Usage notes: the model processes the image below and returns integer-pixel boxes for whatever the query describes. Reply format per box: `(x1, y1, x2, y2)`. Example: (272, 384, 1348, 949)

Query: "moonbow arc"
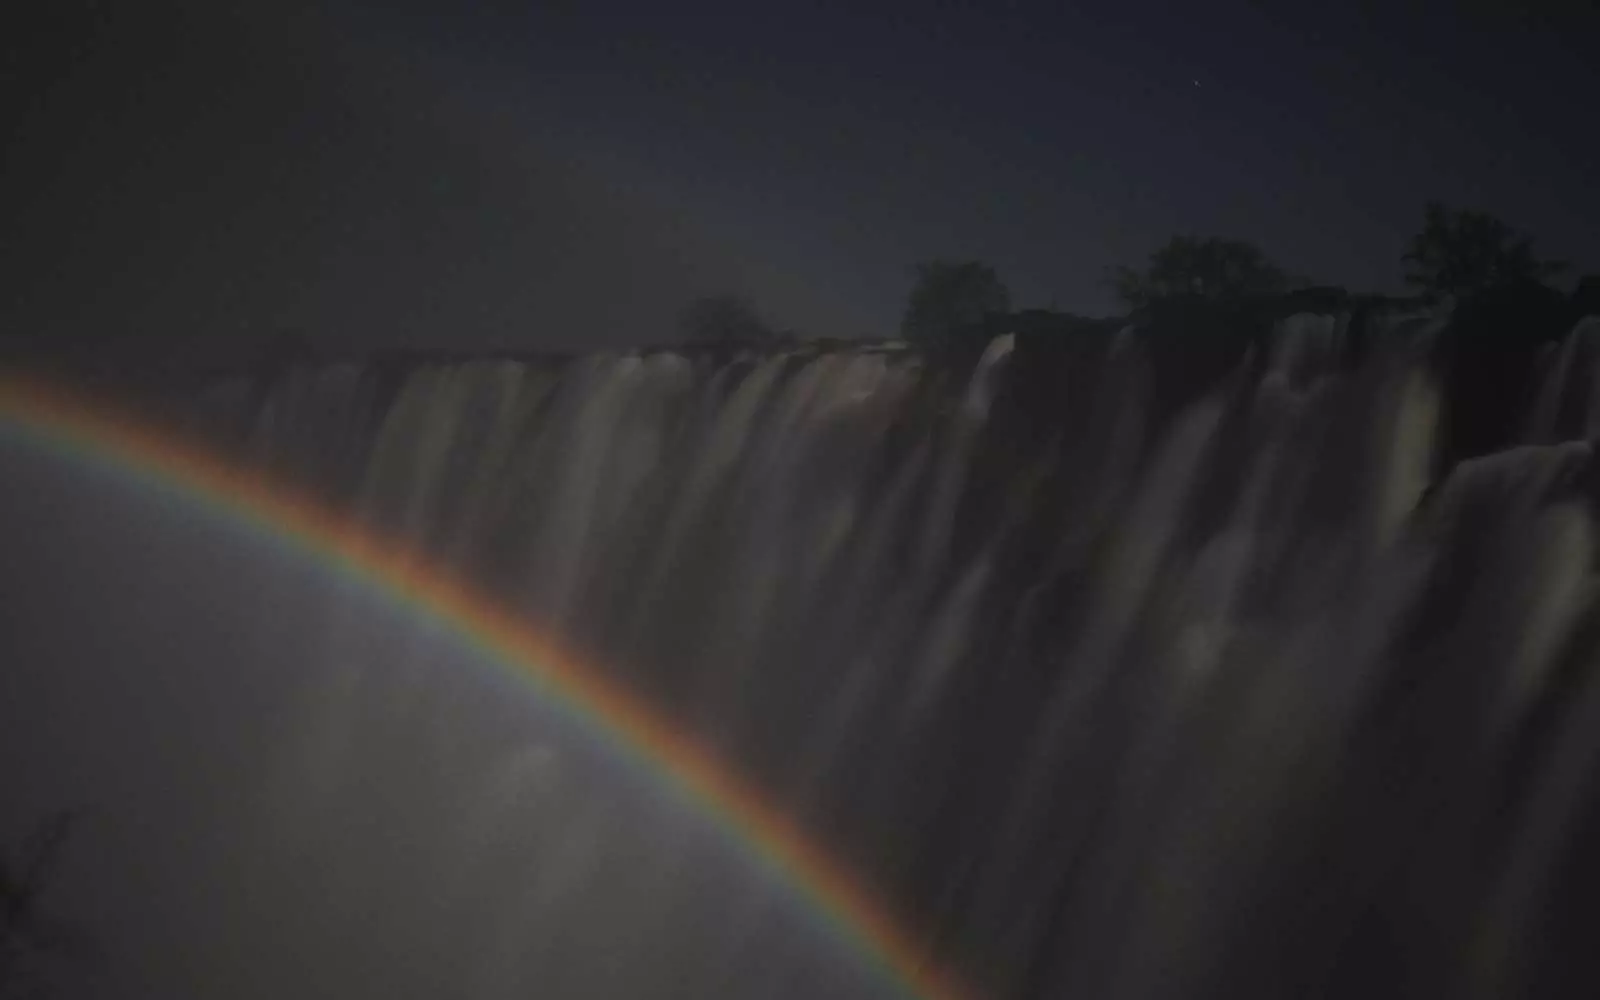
(0, 375, 976, 1000)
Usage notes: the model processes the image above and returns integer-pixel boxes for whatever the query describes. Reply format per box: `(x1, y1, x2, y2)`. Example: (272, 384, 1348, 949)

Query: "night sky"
(5, 0, 1598, 355)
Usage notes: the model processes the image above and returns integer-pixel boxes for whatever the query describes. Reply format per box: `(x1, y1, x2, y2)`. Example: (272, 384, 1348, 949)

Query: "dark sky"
(4, 0, 1597, 354)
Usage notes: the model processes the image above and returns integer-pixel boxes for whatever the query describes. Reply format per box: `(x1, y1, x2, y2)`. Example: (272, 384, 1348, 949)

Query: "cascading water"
(8, 309, 1600, 999)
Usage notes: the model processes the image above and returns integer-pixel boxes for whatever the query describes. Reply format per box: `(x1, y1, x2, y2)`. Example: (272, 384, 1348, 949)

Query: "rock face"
(12, 293, 1600, 999)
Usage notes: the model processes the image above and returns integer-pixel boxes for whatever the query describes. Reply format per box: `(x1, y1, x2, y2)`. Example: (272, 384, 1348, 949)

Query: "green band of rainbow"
(0, 374, 973, 1000)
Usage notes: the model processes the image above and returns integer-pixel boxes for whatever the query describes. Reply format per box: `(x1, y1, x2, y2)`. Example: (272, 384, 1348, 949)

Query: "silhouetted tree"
(900, 260, 1011, 343)
(1108, 236, 1295, 310)
(257, 330, 316, 374)
(1, 811, 98, 998)
(676, 295, 778, 346)
(1402, 202, 1565, 299)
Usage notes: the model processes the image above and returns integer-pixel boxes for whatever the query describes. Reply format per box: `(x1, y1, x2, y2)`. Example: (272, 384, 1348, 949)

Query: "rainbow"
(0, 373, 974, 1000)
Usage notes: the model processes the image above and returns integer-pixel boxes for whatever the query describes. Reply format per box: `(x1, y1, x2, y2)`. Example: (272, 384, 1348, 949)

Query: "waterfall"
(100, 312, 1600, 997)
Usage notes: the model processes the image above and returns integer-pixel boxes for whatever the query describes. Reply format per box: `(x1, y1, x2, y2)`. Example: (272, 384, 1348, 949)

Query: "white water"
(16, 312, 1600, 998)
